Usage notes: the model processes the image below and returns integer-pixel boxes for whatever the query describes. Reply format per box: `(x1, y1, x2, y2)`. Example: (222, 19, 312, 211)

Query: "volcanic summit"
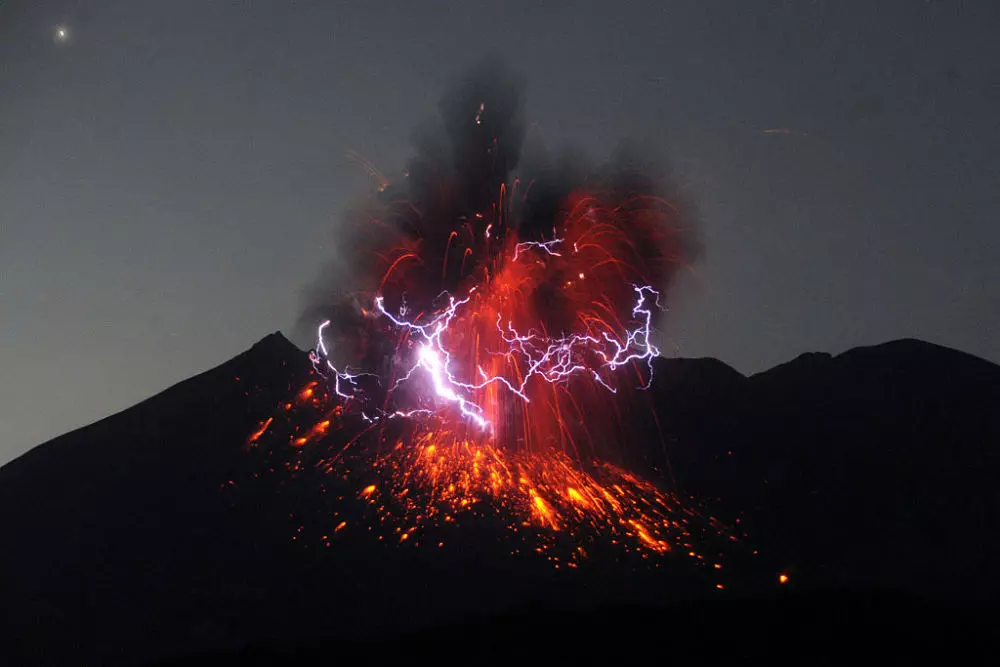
(1, 333, 998, 664)
(4, 60, 999, 665)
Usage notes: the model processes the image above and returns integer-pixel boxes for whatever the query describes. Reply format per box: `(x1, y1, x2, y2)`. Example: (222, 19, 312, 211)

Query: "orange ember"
(244, 84, 729, 584)
(320, 427, 731, 565)
(248, 417, 273, 445)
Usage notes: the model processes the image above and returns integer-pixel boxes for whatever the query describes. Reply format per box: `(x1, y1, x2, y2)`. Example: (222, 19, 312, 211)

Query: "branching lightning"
(244, 68, 734, 578)
(312, 251, 664, 429)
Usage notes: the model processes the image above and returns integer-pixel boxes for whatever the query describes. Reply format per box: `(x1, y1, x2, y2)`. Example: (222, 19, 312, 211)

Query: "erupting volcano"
(242, 62, 740, 576)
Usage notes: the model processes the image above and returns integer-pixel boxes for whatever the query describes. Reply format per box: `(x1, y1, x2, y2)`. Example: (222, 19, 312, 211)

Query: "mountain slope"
(0, 333, 313, 664)
(646, 339, 1000, 598)
(2, 335, 998, 665)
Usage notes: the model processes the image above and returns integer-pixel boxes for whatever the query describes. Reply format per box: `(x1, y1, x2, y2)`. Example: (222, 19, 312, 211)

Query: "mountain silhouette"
(645, 340, 1000, 599)
(2, 334, 997, 664)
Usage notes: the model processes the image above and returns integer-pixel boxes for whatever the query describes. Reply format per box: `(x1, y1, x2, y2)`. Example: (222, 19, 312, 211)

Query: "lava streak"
(250, 397, 735, 572)
(358, 429, 716, 564)
(256, 64, 722, 575)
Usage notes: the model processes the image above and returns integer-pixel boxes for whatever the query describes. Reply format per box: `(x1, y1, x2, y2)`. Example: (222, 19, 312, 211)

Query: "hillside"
(2, 334, 998, 664)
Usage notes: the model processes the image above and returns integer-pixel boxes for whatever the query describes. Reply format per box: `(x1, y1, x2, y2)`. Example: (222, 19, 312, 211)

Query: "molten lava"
(250, 392, 736, 575)
(245, 66, 742, 587)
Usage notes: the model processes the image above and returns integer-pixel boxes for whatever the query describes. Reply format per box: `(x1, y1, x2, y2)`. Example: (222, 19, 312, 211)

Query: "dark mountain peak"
(836, 337, 1000, 378)
(650, 356, 746, 403)
(2, 336, 998, 665)
(748, 338, 1000, 393)
(851, 336, 966, 355)
(749, 350, 834, 383)
(0, 331, 310, 479)
(248, 330, 303, 360)
(655, 355, 745, 381)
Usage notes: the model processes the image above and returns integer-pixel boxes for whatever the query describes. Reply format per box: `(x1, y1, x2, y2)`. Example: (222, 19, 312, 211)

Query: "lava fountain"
(247, 63, 739, 580)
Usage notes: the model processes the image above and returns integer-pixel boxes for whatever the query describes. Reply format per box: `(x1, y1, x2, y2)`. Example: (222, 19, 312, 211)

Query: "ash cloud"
(296, 59, 702, 362)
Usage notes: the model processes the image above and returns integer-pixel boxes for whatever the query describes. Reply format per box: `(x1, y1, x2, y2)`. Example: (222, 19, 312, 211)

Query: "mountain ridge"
(12, 332, 991, 473)
(2, 332, 998, 665)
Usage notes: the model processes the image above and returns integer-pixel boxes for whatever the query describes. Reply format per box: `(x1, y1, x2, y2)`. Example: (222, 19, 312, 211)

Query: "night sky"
(2, 0, 998, 464)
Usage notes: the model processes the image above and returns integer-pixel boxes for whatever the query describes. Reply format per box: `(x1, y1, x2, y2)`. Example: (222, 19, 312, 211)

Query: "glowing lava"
(242, 69, 738, 584)
(249, 397, 735, 572)
(246, 169, 718, 569)
(367, 431, 718, 563)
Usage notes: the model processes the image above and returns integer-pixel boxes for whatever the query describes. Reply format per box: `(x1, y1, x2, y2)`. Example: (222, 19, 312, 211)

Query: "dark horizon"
(3, 311, 998, 665)
(3, 0, 999, 464)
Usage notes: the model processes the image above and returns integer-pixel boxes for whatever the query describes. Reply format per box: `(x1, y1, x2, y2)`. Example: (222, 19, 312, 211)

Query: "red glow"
(248, 417, 273, 445)
(243, 114, 738, 587)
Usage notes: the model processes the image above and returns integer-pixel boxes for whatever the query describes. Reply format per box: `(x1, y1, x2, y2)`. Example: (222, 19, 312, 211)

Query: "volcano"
(1, 334, 998, 664)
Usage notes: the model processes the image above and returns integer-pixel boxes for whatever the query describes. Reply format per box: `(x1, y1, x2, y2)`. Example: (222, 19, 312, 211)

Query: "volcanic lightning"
(242, 62, 745, 584)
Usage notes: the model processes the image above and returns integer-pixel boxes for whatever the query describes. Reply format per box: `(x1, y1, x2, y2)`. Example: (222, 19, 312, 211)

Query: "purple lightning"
(313, 240, 664, 427)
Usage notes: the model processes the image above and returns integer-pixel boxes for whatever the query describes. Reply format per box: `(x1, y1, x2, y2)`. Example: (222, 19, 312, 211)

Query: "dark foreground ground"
(155, 590, 992, 665)
(3, 332, 998, 665)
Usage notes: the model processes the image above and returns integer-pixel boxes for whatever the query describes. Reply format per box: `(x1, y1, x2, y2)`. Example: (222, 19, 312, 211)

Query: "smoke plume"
(297, 59, 702, 375)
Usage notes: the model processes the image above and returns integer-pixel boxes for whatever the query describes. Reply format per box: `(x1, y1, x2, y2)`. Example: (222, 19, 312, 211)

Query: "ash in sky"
(297, 59, 702, 374)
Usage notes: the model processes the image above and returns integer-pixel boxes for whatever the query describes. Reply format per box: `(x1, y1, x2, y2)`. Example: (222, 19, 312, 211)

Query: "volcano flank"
(1, 333, 998, 664)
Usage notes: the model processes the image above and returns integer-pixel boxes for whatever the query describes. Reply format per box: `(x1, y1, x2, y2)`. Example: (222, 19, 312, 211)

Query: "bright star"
(54, 26, 69, 43)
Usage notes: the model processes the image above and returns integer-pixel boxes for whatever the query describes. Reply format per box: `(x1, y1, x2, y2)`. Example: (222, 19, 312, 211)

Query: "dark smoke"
(296, 60, 702, 368)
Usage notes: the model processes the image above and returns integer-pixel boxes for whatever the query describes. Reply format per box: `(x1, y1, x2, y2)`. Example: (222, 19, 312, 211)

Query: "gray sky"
(2, 0, 998, 464)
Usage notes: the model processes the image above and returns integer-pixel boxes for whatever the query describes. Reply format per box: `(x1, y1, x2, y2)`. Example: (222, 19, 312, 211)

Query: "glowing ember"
(242, 66, 743, 587)
(359, 431, 703, 561)
(247, 398, 735, 573)
(247, 417, 273, 445)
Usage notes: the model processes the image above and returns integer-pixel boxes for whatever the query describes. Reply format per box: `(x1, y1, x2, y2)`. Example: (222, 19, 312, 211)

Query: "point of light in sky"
(54, 25, 69, 43)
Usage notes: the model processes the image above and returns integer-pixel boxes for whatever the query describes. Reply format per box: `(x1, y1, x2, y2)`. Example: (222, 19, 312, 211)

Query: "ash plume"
(253, 62, 718, 563)
(297, 59, 702, 380)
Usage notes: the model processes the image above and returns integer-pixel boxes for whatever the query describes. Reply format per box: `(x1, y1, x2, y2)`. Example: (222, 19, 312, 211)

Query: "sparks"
(242, 72, 730, 584)
(248, 417, 273, 445)
(286, 173, 695, 567)
(333, 281, 665, 430)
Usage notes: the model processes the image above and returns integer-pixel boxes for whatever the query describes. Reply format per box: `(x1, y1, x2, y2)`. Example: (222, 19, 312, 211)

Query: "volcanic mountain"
(2, 334, 998, 664)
